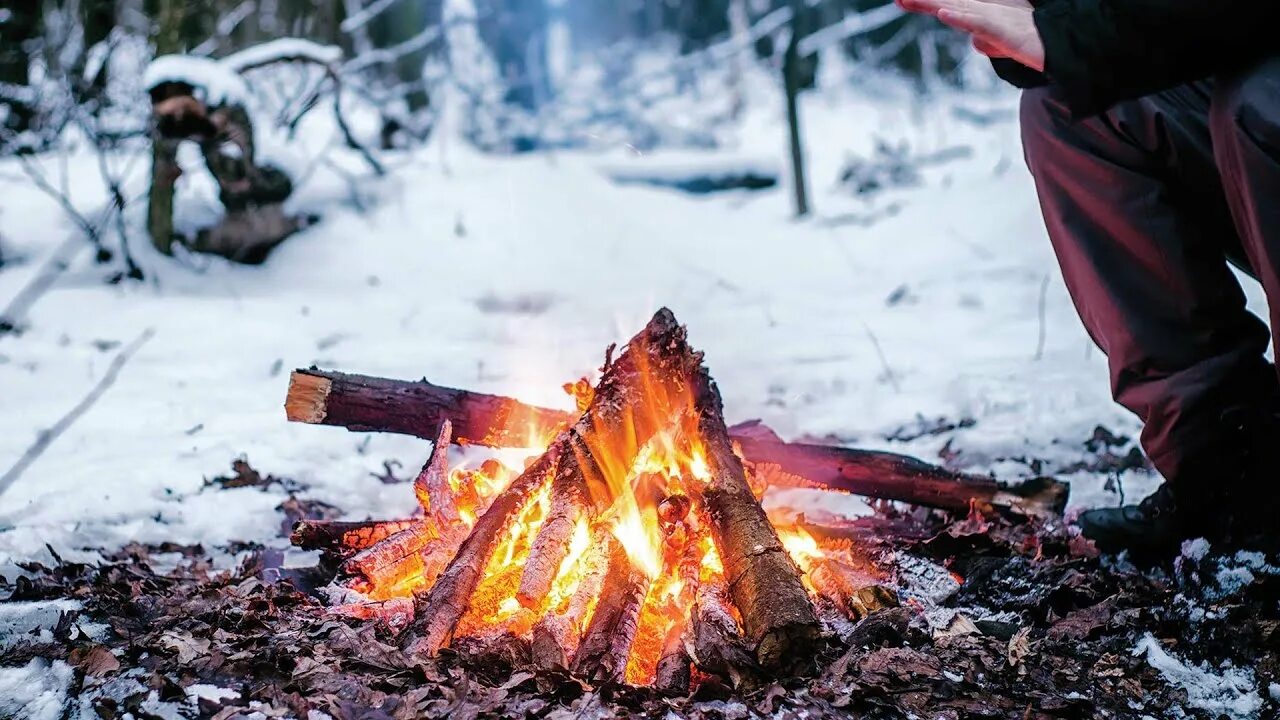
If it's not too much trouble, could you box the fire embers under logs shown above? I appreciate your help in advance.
[290,309,898,692]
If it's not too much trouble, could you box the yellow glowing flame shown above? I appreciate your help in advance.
[544,517,592,610]
[778,526,823,571]
[689,448,710,482]
[610,496,664,579]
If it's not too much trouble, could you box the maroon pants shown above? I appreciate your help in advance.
[1021,57,1280,481]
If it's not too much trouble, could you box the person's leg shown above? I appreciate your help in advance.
[1021,85,1274,490]
[1211,57,1280,365]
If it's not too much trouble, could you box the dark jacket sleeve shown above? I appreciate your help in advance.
[991,58,1047,89]
[1034,0,1280,117]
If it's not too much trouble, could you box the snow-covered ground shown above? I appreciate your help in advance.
[1,66,1266,578]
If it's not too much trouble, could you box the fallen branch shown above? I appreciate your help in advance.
[0,328,154,498]
[282,371,1067,517]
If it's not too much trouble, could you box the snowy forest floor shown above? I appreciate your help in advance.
[1,74,1277,718]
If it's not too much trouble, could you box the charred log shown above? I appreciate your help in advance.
[415,420,459,527]
[290,518,419,553]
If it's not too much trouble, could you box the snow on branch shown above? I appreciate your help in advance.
[343,25,443,72]
[143,55,250,106]
[223,38,344,73]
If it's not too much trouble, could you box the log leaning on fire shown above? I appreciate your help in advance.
[688,366,820,670]
[403,309,700,657]
[284,370,1067,517]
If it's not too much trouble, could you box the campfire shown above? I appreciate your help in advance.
[283,309,1067,692]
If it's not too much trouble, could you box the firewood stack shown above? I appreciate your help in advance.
[285,309,1067,690]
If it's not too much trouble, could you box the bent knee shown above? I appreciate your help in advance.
[1211,56,1280,141]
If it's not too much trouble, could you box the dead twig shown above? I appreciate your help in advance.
[0,327,155,497]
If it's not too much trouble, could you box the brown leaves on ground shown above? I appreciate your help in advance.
[4,494,1280,718]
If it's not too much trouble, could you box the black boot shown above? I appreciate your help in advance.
[1077,483,1187,557]
[1077,406,1262,557]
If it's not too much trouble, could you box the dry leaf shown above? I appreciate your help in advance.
[1007,627,1032,668]
[68,644,120,677]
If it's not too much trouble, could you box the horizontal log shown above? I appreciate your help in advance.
[283,370,1066,517]
[286,368,575,448]
[290,518,419,552]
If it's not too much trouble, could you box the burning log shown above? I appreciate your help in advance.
[688,366,820,670]
[530,527,615,671]
[654,625,691,695]
[517,451,594,609]
[415,420,459,527]
[404,443,562,656]
[290,518,419,553]
[571,543,652,683]
[340,523,435,593]
[517,309,699,609]
[689,582,757,685]
[282,371,1066,517]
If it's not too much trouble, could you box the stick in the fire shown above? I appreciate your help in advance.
[530,526,614,671]
[283,371,1067,517]
[688,365,820,670]
[414,420,458,527]
[570,542,652,683]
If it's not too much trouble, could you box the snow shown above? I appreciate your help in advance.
[222,38,343,73]
[0,599,90,649]
[1134,633,1263,719]
[0,62,1271,572]
[143,55,250,107]
[0,658,75,720]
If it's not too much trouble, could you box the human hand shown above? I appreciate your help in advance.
[896,0,1045,72]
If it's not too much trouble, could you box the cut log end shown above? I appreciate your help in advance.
[285,370,331,424]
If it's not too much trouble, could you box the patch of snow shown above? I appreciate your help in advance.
[0,599,80,648]
[1182,538,1211,562]
[186,683,240,703]
[1134,633,1263,720]
[143,55,250,107]
[0,658,75,720]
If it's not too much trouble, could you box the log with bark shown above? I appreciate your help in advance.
[687,364,820,670]
[282,369,1066,518]
[530,527,615,671]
